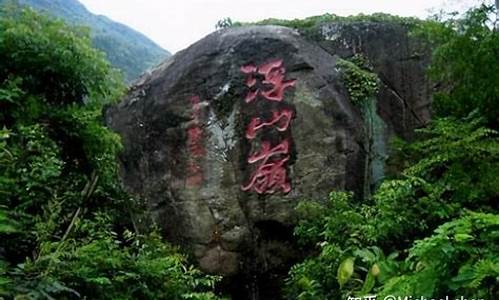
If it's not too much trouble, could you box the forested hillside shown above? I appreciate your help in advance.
[0,0,170,82]
[0,1,497,299]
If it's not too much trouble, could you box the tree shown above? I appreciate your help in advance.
[0,6,220,299]
[417,2,499,127]
[215,17,234,29]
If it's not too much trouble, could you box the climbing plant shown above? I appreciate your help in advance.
[336,55,380,107]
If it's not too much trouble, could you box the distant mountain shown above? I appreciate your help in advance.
[1,0,171,82]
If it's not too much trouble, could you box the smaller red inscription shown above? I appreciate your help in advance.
[186,96,205,187]
[245,109,293,140]
[187,126,205,156]
[186,162,203,186]
[241,139,291,194]
[240,59,296,103]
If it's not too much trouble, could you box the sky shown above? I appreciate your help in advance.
[79,0,480,54]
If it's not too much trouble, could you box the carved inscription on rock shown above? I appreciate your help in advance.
[240,59,296,194]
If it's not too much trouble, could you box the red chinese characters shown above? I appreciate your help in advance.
[240,59,296,194]
[240,59,296,103]
[241,140,291,194]
[245,109,293,140]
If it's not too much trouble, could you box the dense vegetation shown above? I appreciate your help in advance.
[0,1,497,299]
[216,12,423,42]
[418,3,499,128]
[217,12,421,30]
[0,0,170,82]
[284,2,499,299]
[0,6,219,299]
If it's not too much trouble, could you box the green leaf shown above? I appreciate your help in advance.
[337,257,354,288]
[454,233,474,242]
[360,270,376,295]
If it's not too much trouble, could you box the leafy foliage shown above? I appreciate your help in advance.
[336,55,380,107]
[232,13,422,31]
[1,0,170,82]
[7,220,220,299]
[286,116,498,299]
[0,6,220,299]
[415,2,499,127]
[369,116,498,244]
[286,192,400,300]
[215,17,234,30]
[0,7,123,109]
[379,212,498,299]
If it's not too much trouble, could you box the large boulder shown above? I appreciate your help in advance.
[106,23,432,299]
[107,25,366,298]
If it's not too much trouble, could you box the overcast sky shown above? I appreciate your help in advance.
[79,0,480,53]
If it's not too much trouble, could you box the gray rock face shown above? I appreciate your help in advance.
[317,21,432,138]
[106,23,431,299]
[313,21,433,193]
